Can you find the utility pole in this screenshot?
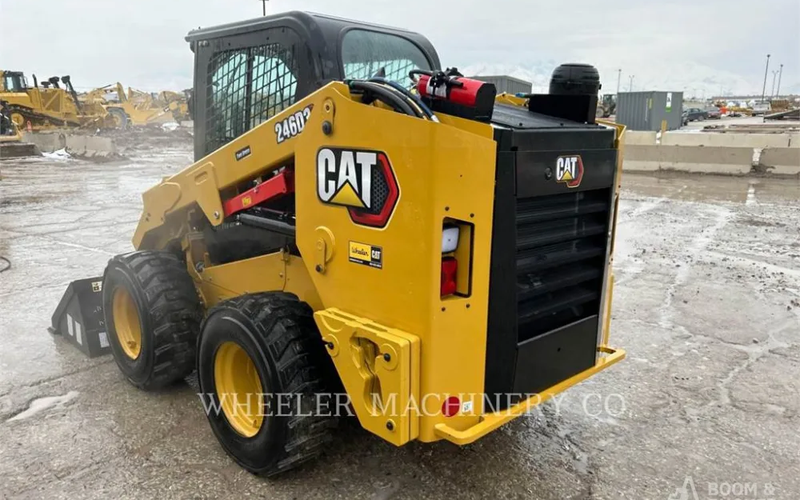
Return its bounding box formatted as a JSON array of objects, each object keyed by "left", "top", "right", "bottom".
[
  {"left": 629, "top": 75, "right": 634, "bottom": 92},
  {"left": 259, "top": 0, "right": 268, "bottom": 16},
  {"left": 776, "top": 64, "right": 784, "bottom": 97},
  {"left": 616, "top": 69, "right": 622, "bottom": 94},
  {"left": 760, "top": 54, "right": 770, "bottom": 103}
]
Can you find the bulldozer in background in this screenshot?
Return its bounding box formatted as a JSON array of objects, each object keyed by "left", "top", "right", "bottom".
[
  {"left": 57, "top": 11, "right": 626, "bottom": 476},
  {"left": 82, "top": 83, "right": 190, "bottom": 127},
  {"left": 0, "top": 70, "right": 114, "bottom": 130}
]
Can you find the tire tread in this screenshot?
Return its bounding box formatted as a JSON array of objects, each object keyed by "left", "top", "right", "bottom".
[
  {"left": 207, "top": 292, "right": 335, "bottom": 476},
  {"left": 106, "top": 250, "right": 202, "bottom": 390}
]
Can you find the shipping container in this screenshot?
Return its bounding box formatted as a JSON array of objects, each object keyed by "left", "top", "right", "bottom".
[
  {"left": 470, "top": 75, "right": 533, "bottom": 95},
  {"left": 616, "top": 91, "right": 683, "bottom": 131}
]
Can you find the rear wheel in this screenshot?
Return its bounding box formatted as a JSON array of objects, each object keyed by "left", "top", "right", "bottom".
[
  {"left": 102, "top": 250, "right": 202, "bottom": 390},
  {"left": 197, "top": 293, "right": 336, "bottom": 476}
]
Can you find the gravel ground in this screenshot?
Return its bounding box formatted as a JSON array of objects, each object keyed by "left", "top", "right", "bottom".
[{"left": 0, "top": 135, "right": 798, "bottom": 499}]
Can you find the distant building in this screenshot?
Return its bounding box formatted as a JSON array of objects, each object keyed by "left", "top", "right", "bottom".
[{"left": 470, "top": 75, "right": 532, "bottom": 95}]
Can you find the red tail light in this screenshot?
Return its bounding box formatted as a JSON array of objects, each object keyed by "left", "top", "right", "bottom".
[
  {"left": 441, "top": 257, "right": 458, "bottom": 296},
  {"left": 442, "top": 396, "right": 460, "bottom": 417}
]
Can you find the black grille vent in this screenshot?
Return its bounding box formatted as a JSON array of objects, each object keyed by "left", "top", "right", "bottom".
[{"left": 516, "top": 189, "right": 611, "bottom": 342}]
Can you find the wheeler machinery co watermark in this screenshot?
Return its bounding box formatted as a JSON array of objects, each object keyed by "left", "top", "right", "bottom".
[
  {"left": 669, "top": 476, "right": 777, "bottom": 500},
  {"left": 197, "top": 391, "right": 627, "bottom": 419}
]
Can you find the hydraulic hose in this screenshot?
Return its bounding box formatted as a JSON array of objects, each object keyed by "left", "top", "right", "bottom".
[
  {"left": 348, "top": 81, "right": 420, "bottom": 118},
  {"left": 368, "top": 80, "right": 428, "bottom": 120},
  {"left": 368, "top": 77, "right": 438, "bottom": 122}
]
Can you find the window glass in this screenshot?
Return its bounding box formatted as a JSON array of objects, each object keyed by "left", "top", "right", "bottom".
[
  {"left": 250, "top": 46, "right": 298, "bottom": 128},
  {"left": 205, "top": 43, "right": 298, "bottom": 154},
  {"left": 341, "top": 30, "right": 431, "bottom": 86}
]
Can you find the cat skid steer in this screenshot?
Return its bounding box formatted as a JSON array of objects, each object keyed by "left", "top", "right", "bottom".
[{"left": 63, "top": 12, "right": 627, "bottom": 476}]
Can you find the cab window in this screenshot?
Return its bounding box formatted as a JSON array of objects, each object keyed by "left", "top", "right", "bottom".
[
  {"left": 341, "top": 30, "right": 431, "bottom": 86},
  {"left": 205, "top": 43, "right": 299, "bottom": 154}
]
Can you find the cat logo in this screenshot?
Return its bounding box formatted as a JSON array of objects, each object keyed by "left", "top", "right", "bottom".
[
  {"left": 555, "top": 155, "right": 584, "bottom": 188},
  {"left": 317, "top": 147, "right": 399, "bottom": 228}
]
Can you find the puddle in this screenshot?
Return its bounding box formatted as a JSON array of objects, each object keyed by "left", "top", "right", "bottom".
[{"left": 7, "top": 391, "right": 79, "bottom": 422}]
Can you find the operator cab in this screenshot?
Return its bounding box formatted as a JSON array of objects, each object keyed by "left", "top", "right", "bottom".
[
  {"left": 187, "top": 11, "right": 440, "bottom": 160},
  {"left": 1, "top": 72, "right": 29, "bottom": 93}
]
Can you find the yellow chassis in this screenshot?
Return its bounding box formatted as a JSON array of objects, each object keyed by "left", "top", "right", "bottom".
[
  {"left": 435, "top": 346, "right": 625, "bottom": 445},
  {"left": 133, "top": 82, "right": 627, "bottom": 446}
]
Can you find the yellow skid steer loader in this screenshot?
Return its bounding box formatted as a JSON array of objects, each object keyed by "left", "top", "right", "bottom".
[{"left": 64, "top": 12, "right": 626, "bottom": 476}]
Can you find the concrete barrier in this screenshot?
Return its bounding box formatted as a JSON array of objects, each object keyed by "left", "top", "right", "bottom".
[
  {"left": 624, "top": 145, "right": 753, "bottom": 174},
  {"left": 661, "top": 132, "right": 795, "bottom": 149},
  {"left": 623, "top": 131, "right": 658, "bottom": 146},
  {"left": 0, "top": 142, "right": 40, "bottom": 158},
  {"left": 759, "top": 148, "right": 800, "bottom": 176},
  {"left": 24, "top": 132, "right": 66, "bottom": 152},
  {"left": 22, "top": 132, "right": 118, "bottom": 159},
  {"left": 65, "top": 135, "right": 118, "bottom": 156}
]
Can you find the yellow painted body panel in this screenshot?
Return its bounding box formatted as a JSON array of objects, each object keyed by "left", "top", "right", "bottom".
[
  {"left": 292, "top": 84, "right": 497, "bottom": 442},
  {"left": 494, "top": 93, "right": 528, "bottom": 107},
  {"left": 189, "top": 252, "right": 287, "bottom": 307},
  {"left": 434, "top": 346, "right": 625, "bottom": 445},
  {"left": 134, "top": 81, "right": 624, "bottom": 447},
  {"left": 316, "top": 308, "right": 420, "bottom": 445}
]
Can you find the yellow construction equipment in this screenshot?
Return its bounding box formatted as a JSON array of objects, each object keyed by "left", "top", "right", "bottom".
[
  {"left": 83, "top": 83, "right": 190, "bottom": 127},
  {"left": 0, "top": 70, "right": 113, "bottom": 130},
  {"left": 0, "top": 101, "right": 38, "bottom": 158},
  {"left": 64, "top": 12, "right": 625, "bottom": 476}
]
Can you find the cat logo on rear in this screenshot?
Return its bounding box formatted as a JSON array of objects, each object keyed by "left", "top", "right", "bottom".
[
  {"left": 555, "top": 155, "right": 584, "bottom": 188},
  {"left": 316, "top": 147, "right": 399, "bottom": 228}
]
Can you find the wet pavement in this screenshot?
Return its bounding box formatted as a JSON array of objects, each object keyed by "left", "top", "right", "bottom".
[{"left": 0, "top": 136, "right": 798, "bottom": 499}]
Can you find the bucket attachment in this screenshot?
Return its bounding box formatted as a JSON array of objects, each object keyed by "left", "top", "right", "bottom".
[{"left": 50, "top": 277, "right": 110, "bottom": 358}]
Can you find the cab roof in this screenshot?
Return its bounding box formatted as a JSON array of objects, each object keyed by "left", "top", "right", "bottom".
[{"left": 185, "top": 11, "right": 440, "bottom": 69}]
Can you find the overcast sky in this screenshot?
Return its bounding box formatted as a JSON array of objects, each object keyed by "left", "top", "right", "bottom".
[{"left": 1, "top": 0, "right": 798, "bottom": 95}]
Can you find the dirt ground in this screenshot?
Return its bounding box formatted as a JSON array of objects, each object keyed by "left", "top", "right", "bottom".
[{"left": 0, "top": 133, "right": 798, "bottom": 499}]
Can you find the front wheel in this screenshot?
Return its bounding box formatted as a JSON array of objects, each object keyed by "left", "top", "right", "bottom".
[
  {"left": 197, "top": 293, "right": 337, "bottom": 476},
  {"left": 102, "top": 250, "right": 202, "bottom": 390},
  {"left": 107, "top": 107, "right": 129, "bottom": 129}
]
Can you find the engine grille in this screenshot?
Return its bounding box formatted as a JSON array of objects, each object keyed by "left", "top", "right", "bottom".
[{"left": 515, "top": 188, "right": 611, "bottom": 343}]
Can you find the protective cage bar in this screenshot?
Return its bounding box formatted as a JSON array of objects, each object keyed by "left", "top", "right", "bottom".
[{"left": 205, "top": 43, "right": 299, "bottom": 154}]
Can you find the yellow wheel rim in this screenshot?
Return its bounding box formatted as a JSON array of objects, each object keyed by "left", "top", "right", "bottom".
[
  {"left": 214, "top": 341, "right": 264, "bottom": 437},
  {"left": 10, "top": 113, "right": 25, "bottom": 128},
  {"left": 112, "top": 286, "right": 142, "bottom": 359}
]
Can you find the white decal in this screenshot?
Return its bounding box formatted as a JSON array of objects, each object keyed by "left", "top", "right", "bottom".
[{"left": 275, "top": 105, "right": 313, "bottom": 144}]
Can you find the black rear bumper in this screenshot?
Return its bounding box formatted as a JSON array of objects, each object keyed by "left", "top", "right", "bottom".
[{"left": 484, "top": 119, "right": 618, "bottom": 408}]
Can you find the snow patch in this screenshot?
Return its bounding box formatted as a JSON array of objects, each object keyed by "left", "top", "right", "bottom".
[
  {"left": 7, "top": 391, "right": 79, "bottom": 422},
  {"left": 42, "top": 148, "right": 71, "bottom": 160}
]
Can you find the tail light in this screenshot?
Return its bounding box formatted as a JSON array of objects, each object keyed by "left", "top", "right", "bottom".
[
  {"left": 441, "top": 226, "right": 459, "bottom": 253},
  {"left": 441, "top": 257, "right": 458, "bottom": 297}
]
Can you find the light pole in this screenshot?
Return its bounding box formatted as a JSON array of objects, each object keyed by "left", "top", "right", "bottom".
[
  {"left": 760, "top": 54, "right": 770, "bottom": 103},
  {"left": 776, "top": 64, "right": 784, "bottom": 97},
  {"left": 616, "top": 69, "right": 622, "bottom": 94},
  {"left": 259, "top": 0, "right": 268, "bottom": 16},
  {"left": 771, "top": 70, "right": 780, "bottom": 97},
  {"left": 629, "top": 75, "right": 634, "bottom": 92}
]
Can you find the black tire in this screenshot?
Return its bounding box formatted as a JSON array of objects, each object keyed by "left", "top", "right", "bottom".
[
  {"left": 197, "top": 293, "right": 337, "bottom": 476},
  {"left": 103, "top": 250, "right": 202, "bottom": 390},
  {"left": 107, "top": 107, "right": 129, "bottom": 129}
]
